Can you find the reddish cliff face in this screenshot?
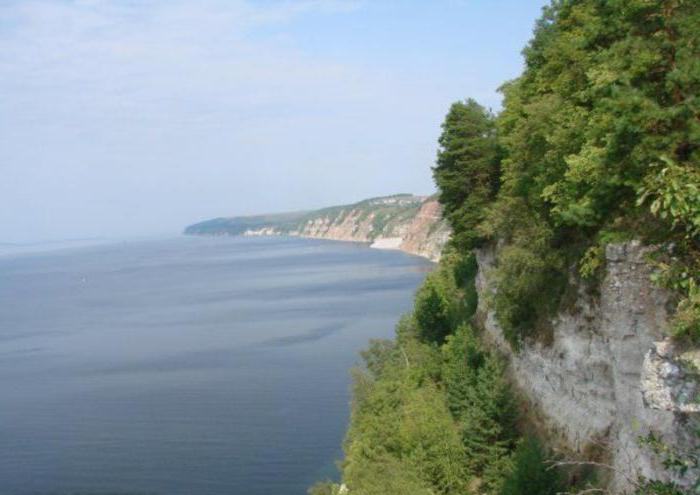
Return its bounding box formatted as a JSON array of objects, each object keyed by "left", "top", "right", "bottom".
[
  {"left": 398, "top": 199, "right": 451, "bottom": 262},
  {"left": 186, "top": 194, "right": 451, "bottom": 262},
  {"left": 242, "top": 197, "right": 451, "bottom": 262},
  {"left": 287, "top": 197, "right": 450, "bottom": 262}
]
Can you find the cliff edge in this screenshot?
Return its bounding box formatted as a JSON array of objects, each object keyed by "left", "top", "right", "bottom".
[
  {"left": 184, "top": 194, "right": 451, "bottom": 262},
  {"left": 475, "top": 241, "right": 700, "bottom": 492}
]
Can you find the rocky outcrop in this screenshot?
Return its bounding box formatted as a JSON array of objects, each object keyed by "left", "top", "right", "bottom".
[
  {"left": 475, "top": 241, "right": 699, "bottom": 492},
  {"left": 397, "top": 199, "right": 451, "bottom": 262},
  {"left": 184, "top": 194, "right": 451, "bottom": 262}
]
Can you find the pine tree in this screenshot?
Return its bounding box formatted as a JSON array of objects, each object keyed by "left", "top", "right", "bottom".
[
  {"left": 414, "top": 275, "right": 452, "bottom": 344},
  {"left": 433, "top": 99, "right": 501, "bottom": 251},
  {"left": 442, "top": 326, "right": 519, "bottom": 491},
  {"left": 500, "top": 436, "right": 562, "bottom": 495}
]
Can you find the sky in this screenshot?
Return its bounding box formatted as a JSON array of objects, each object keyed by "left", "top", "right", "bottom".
[{"left": 0, "top": 0, "right": 548, "bottom": 243}]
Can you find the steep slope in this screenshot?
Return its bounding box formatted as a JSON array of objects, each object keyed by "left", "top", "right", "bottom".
[
  {"left": 312, "top": 1, "right": 700, "bottom": 493},
  {"left": 475, "top": 241, "right": 700, "bottom": 492},
  {"left": 184, "top": 194, "right": 451, "bottom": 262}
]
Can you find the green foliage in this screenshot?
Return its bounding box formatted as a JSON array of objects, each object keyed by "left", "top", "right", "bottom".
[
  {"left": 455, "top": 252, "right": 479, "bottom": 317},
  {"left": 414, "top": 275, "right": 453, "bottom": 344},
  {"left": 638, "top": 158, "right": 700, "bottom": 239},
  {"left": 442, "top": 325, "right": 519, "bottom": 492},
  {"left": 635, "top": 481, "right": 688, "bottom": 495},
  {"left": 397, "top": 384, "right": 471, "bottom": 493},
  {"left": 647, "top": 249, "right": 700, "bottom": 343},
  {"left": 579, "top": 244, "right": 605, "bottom": 280},
  {"left": 341, "top": 317, "right": 526, "bottom": 495},
  {"left": 638, "top": 157, "right": 700, "bottom": 341},
  {"left": 508, "top": 0, "right": 700, "bottom": 233},
  {"left": 343, "top": 327, "right": 470, "bottom": 495},
  {"left": 493, "top": 242, "right": 566, "bottom": 348},
  {"left": 673, "top": 282, "right": 700, "bottom": 343},
  {"left": 580, "top": 230, "right": 638, "bottom": 280},
  {"left": 318, "top": 1, "right": 700, "bottom": 493},
  {"left": 341, "top": 454, "right": 434, "bottom": 495},
  {"left": 307, "top": 481, "right": 341, "bottom": 495},
  {"left": 452, "top": 249, "right": 478, "bottom": 287},
  {"left": 636, "top": 431, "right": 700, "bottom": 494},
  {"left": 496, "top": 0, "right": 700, "bottom": 344},
  {"left": 414, "top": 250, "right": 479, "bottom": 345},
  {"left": 433, "top": 99, "right": 501, "bottom": 251},
  {"left": 359, "top": 339, "right": 396, "bottom": 378},
  {"left": 432, "top": 0, "right": 700, "bottom": 347},
  {"left": 499, "top": 436, "right": 563, "bottom": 495}
]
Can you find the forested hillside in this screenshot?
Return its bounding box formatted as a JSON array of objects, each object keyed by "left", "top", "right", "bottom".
[{"left": 312, "top": 1, "right": 699, "bottom": 494}]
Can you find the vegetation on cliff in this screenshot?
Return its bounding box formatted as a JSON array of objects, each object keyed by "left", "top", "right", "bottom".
[
  {"left": 312, "top": 250, "right": 565, "bottom": 495},
  {"left": 435, "top": 0, "right": 699, "bottom": 347},
  {"left": 314, "top": 1, "right": 699, "bottom": 494},
  {"left": 184, "top": 194, "right": 425, "bottom": 240}
]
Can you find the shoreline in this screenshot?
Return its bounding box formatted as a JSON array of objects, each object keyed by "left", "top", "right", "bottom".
[{"left": 186, "top": 232, "right": 440, "bottom": 263}]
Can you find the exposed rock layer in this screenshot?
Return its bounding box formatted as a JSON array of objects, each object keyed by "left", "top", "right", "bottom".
[
  {"left": 475, "top": 241, "right": 699, "bottom": 491},
  {"left": 184, "top": 195, "right": 451, "bottom": 262}
]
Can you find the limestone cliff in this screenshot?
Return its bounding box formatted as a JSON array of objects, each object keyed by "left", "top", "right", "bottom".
[
  {"left": 184, "top": 194, "right": 451, "bottom": 262},
  {"left": 475, "top": 241, "right": 699, "bottom": 492}
]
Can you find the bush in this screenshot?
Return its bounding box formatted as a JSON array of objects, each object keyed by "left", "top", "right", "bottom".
[
  {"left": 493, "top": 243, "right": 567, "bottom": 349},
  {"left": 414, "top": 274, "right": 453, "bottom": 344},
  {"left": 500, "top": 436, "right": 563, "bottom": 495},
  {"left": 442, "top": 325, "right": 519, "bottom": 491},
  {"left": 342, "top": 334, "right": 469, "bottom": 495},
  {"left": 307, "top": 481, "right": 340, "bottom": 495},
  {"left": 414, "top": 250, "right": 480, "bottom": 345},
  {"left": 638, "top": 158, "right": 700, "bottom": 342}
]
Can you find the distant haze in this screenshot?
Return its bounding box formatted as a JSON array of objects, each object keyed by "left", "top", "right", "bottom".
[{"left": 0, "top": 0, "right": 547, "bottom": 243}]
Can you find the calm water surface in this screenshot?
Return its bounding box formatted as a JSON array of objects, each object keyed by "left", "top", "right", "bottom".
[{"left": 0, "top": 236, "right": 431, "bottom": 495}]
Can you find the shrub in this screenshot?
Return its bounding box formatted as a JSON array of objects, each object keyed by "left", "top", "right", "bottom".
[
  {"left": 493, "top": 243, "right": 566, "bottom": 349},
  {"left": 343, "top": 333, "right": 469, "bottom": 495},
  {"left": 414, "top": 250, "right": 479, "bottom": 345},
  {"left": 307, "top": 481, "right": 340, "bottom": 495},
  {"left": 499, "top": 436, "right": 563, "bottom": 495},
  {"left": 442, "top": 325, "right": 519, "bottom": 491},
  {"left": 414, "top": 274, "right": 453, "bottom": 344}
]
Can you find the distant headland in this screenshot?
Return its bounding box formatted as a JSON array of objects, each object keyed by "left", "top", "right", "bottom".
[{"left": 184, "top": 194, "right": 450, "bottom": 262}]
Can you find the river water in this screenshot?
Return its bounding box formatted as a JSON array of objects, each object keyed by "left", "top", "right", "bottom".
[{"left": 0, "top": 236, "right": 431, "bottom": 495}]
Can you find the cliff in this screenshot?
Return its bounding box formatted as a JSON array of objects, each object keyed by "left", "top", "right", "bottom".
[
  {"left": 184, "top": 194, "right": 451, "bottom": 262},
  {"left": 475, "top": 241, "right": 700, "bottom": 492}
]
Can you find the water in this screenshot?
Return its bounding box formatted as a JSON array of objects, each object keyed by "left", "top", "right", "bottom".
[{"left": 0, "top": 236, "right": 431, "bottom": 495}]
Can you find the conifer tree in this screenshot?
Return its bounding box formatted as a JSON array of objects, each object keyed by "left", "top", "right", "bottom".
[
  {"left": 500, "top": 436, "right": 562, "bottom": 495},
  {"left": 442, "top": 326, "right": 519, "bottom": 491},
  {"left": 433, "top": 99, "right": 501, "bottom": 251}
]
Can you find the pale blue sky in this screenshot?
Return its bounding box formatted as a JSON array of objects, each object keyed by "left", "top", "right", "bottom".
[{"left": 1, "top": 0, "right": 548, "bottom": 242}]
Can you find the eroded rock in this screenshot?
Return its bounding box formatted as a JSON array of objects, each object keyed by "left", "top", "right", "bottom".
[
  {"left": 642, "top": 340, "right": 700, "bottom": 413},
  {"left": 475, "top": 241, "right": 699, "bottom": 492}
]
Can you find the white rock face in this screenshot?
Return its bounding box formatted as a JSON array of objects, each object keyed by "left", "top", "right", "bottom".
[
  {"left": 370, "top": 237, "right": 403, "bottom": 250},
  {"left": 475, "top": 241, "right": 699, "bottom": 492},
  {"left": 641, "top": 340, "right": 700, "bottom": 414}
]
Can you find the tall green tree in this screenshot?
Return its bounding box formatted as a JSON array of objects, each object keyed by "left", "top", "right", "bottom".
[
  {"left": 489, "top": 0, "right": 700, "bottom": 343},
  {"left": 414, "top": 275, "right": 452, "bottom": 344},
  {"left": 433, "top": 99, "right": 501, "bottom": 251},
  {"left": 442, "top": 325, "right": 519, "bottom": 491}
]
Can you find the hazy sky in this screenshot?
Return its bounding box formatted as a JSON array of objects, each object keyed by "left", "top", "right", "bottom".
[{"left": 1, "top": 0, "right": 548, "bottom": 243}]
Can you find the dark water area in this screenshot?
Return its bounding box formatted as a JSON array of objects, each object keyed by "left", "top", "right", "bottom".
[{"left": 0, "top": 236, "right": 431, "bottom": 495}]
